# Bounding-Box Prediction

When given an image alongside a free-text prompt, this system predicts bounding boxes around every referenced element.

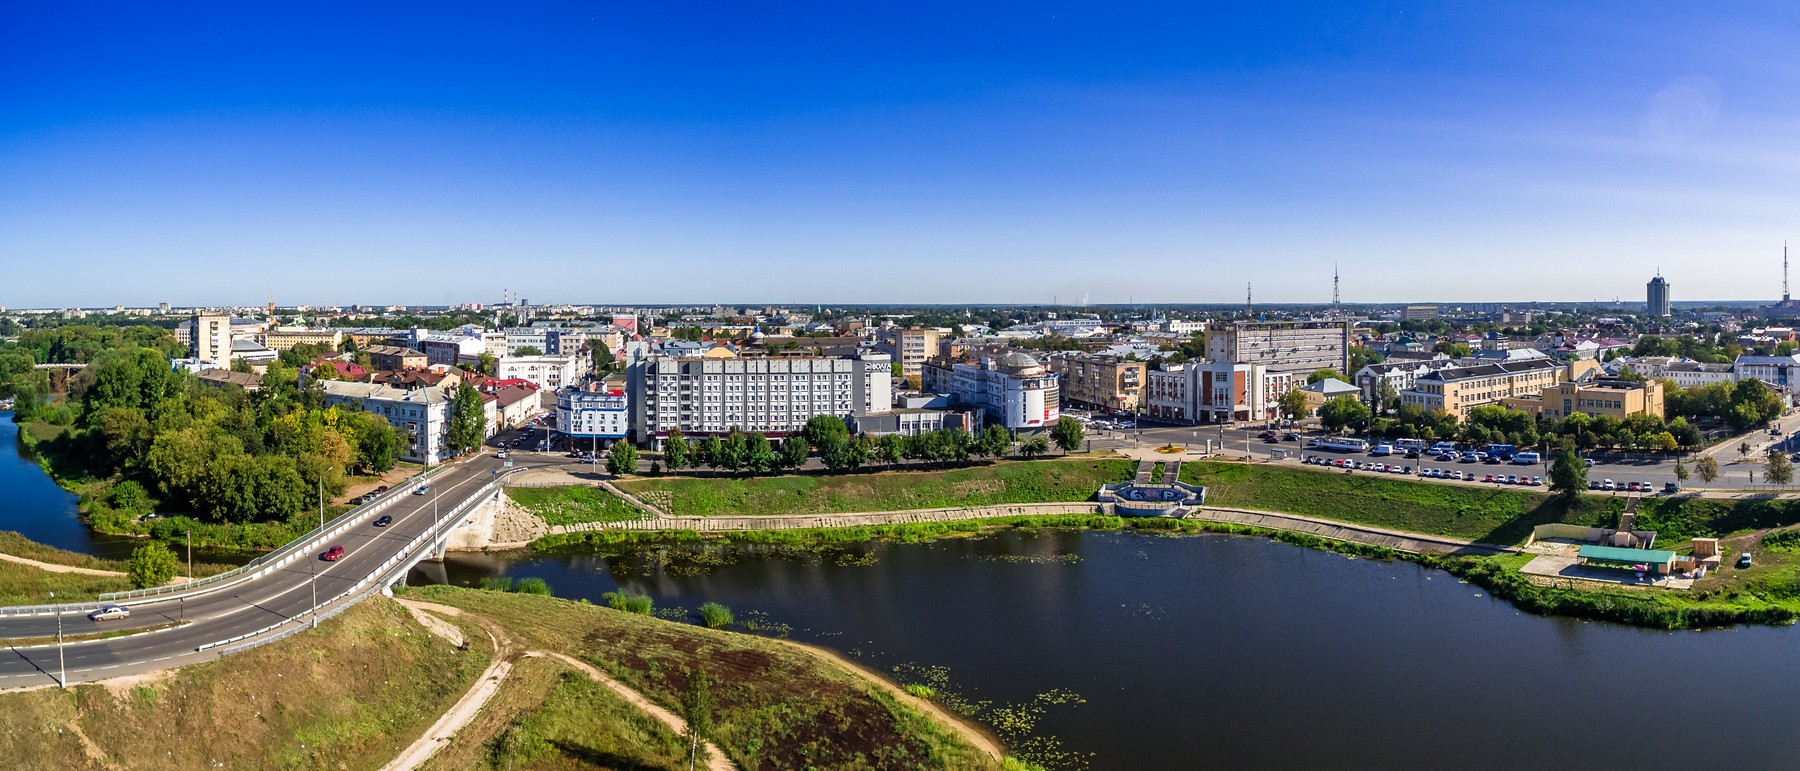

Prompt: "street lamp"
[311,467,331,628]
[51,591,64,689]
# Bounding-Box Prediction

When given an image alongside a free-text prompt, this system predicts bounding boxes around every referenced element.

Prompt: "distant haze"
[3,3,1798,307]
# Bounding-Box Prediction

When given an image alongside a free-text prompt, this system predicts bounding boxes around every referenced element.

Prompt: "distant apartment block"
[1402,305,1440,321]
[1045,353,1145,413]
[1647,275,1672,318]
[319,381,456,464]
[496,354,582,392]
[365,345,428,371]
[190,312,232,365]
[628,352,891,446]
[1353,359,1456,404]
[877,326,941,377]
[1735,355,1800,391]
[1512,378,1666,421]
[1207,320,1352,375]
[262,326,344,352]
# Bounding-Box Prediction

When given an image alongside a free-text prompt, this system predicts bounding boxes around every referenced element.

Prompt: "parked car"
[1484,474,1495,483]
[376,485,390,493]
[321,545,346,561]
[1602,479,1615,491]
[1738,552,1754,568]
[373,515,393,527]
[1589,480,1601,490]
[87,605,130,622]
[1530,476,1543,486]
[1282,433,1301,442]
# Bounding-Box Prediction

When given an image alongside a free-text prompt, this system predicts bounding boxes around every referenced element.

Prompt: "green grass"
[0,599,490,770]
[505,485,648,526]
[617,458,1134,517]
[0,560,134,605]
[412,585,1001,771]
[1182,461,1617,545]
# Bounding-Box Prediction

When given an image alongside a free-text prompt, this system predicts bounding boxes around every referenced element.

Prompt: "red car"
[321,545,345,561]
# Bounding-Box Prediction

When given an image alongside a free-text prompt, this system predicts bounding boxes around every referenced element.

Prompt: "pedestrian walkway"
[550,502,1106,535]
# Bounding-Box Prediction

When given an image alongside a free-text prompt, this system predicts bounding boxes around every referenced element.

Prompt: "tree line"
[614,415,1085,476]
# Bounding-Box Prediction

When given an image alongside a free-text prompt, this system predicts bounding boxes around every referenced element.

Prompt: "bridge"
[0,438,552,689]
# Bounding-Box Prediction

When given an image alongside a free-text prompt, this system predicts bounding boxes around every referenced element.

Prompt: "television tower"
[1785,241,1790,304]
[1245,283,1253,316]
[1332,263,1341,319]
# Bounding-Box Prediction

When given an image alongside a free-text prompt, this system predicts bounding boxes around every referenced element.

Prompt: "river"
[5,414,1800,768]
[0,413,143,559]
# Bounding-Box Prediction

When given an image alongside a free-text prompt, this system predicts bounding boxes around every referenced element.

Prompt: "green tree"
[444,383,487,457]
[1549,441,1587,501]
[875,434,905,466]
[127,541,180,589]
[1278,388,1310,421]
[1348,346,1385,373]
[1050,417,1084,453]
[779,435,810,469]
[1695,455,1719,485]
[700,435,724,469]
[743,431,777,474]
[591,342,616,373]
[1673,459,1689,483]
[979,424,1013,459]
[1375,379,1400,416]
[606,442,639,476]
[1318,396,1371,434]
[477,352,497,375]
[1307,368,1347,385]
[802,415,849,447]
[1768,451,1794,486]
[514,345,543,357]
[1019,435,1050,459]
[664,428,690,470]
[682,669,715,771]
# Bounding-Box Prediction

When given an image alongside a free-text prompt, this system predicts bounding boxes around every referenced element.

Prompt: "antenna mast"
[1785,241,1791,303]
[1332,263,1340,319]
[1245,283,1253,316]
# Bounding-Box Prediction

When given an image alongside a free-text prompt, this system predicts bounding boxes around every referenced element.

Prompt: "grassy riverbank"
[0,600,489,770]
[0,531,235,606]
[409,584,1005,770]
[616,458,1133,517]
[506,485,649,526]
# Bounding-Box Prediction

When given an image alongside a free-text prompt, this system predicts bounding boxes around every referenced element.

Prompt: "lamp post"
[312,467,330,628]
[51,591,64,689]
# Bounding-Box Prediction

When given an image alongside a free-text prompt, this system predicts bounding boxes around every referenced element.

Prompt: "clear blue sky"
[4,2,1798,308]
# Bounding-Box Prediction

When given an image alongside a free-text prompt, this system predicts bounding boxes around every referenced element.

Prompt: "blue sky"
[4,2,1799,308]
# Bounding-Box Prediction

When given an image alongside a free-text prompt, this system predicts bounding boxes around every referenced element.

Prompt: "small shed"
[1577,545,1677,576]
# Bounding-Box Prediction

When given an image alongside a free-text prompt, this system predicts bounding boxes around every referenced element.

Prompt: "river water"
[5,414,1800,768]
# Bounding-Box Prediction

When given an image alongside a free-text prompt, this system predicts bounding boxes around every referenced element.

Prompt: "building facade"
[877,327,942,377]
[190,312,232,366]
[1520,378,1666,420]
[1735,355,1800,391]
[1647,275,1672,318]
[319,381,454,464]
[945,352,1059,430]
[628,353,891,445]
[1207,320,1352,375]
[557,383,630,443]
[1046,353,1146,412]
[1145,361,1294,424]
[495,354,582,391]
[262,327,344,352]
[1400,360,1563,420]
[366,345,428,371]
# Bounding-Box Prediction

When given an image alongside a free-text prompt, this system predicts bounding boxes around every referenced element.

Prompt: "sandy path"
[389,598,736,771]
[0,552,125,577]
[768,637,1006,763]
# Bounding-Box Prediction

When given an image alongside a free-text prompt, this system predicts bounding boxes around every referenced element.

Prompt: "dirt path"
[766,637,1006,764]
[0,552,126,577]
[388,598,737,771]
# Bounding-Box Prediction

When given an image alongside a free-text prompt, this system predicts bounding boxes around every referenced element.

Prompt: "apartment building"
[877,327,941,377]
[1046,353,1146,412]
[496,354,582,392]
[190,312,232,366]
[628,353,891,446]
[947,352,1059,430]
[1402,305,1440,321]
[1353,359,1456,404]
[557,378,629,444]
[1660,361,1735,388]
[1735,355,1800,391]
[1207,320,1352,375]
[319,381,456,464]
[1400,360,1563,420]
[1145,361,1294,424]
[1513,378,1666,420]
[262,327,344,352]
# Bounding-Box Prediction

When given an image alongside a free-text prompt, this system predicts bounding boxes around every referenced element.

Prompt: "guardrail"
[97,467,448,603]
[194,474,511,656]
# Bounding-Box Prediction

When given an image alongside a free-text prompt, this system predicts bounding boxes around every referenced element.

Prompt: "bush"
[514,577,552,595]
[603,589,654,615]
[479,577,515,592]
[698,601,734,629]
[127,541,180,589]
[904,683,935,699]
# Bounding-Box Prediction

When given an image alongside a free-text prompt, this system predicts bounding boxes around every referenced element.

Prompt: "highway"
[0,431,551,690]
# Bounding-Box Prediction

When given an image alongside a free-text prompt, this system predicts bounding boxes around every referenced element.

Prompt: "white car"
[88,605,130,622]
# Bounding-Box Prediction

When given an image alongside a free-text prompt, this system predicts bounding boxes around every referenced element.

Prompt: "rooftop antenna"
[1246,283,1253,316]
[1785,241,1791,303]
[1332,262,1340,319]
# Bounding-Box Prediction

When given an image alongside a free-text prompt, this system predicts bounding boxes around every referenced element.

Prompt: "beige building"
[1400,360,1562,420]
[190,313,232,365]
[366,345,428,371]
[1207,320,1352,375]
[263,326,345,352]
[1402,305,1441,321]
[1511,378,1665,421]
[878,327,942,377]
[1047,353,1146,412]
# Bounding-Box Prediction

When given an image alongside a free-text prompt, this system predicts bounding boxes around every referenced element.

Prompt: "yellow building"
[263,326,345,352]
[1528,378,1665,420]
[878,327,942,377]
[1047,353,1146,412]
[1400,360,1562,420]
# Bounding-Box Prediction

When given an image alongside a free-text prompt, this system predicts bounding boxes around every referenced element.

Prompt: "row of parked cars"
[1300,455,1545,485]
[1591,479,1681,494]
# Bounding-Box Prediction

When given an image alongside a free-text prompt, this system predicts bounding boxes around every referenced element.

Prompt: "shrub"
[904,683,935,699]
[514,577,552,595]
[603,589,654,615]
[479,577,514,592]
[698,601,734,629]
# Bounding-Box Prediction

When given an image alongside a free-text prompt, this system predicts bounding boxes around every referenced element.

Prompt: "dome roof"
[998,351,1042,371]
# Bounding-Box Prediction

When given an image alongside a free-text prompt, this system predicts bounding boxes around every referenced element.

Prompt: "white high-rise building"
[947,352,1059,430]
[628,353,891,447]
[190,313,232,366]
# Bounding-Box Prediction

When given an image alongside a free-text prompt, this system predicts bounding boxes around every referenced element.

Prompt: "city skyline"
[7,2,1800,307]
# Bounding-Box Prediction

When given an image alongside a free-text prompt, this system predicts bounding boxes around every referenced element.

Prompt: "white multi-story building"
[190,313,232,367]
[1145,361,1294,424]
[1659,361,1735,388]
[1353,359,1457,404]
[947,352,1059,430]
[1207,320,1352,375]
[319,381,456,464]
[557,383,629,444]
[1735,355,1800,391]
[495,354,582,391]
[628,353,891,446]
[418,333,487,367]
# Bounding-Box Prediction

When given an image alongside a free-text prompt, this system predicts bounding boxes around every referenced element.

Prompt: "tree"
[1050,417,1084,453]
[743,432,777,474]
[701,435,724,469]
[779,435,810,469]
[1673,459,1689,483]
[1318,396,1371,434]
[875,434,905,467]
[476,352,497,375]
[802,415,849,448]
[591,342,616,373]
[1695,455,1719,485]
[1307,368,1347,385]
[664,428,690,470]
[1019,435,1050,459]
[1375,379,1400,416]
[1549,440,1587,501]
[1278,388,1310,421]
[682,669,715,771]
[1768,451,1794,486]
[127,541,180,589]
[606,442,639,476]
[514,345,543,357]
[979,424,1012,459]
[444,383,487,457]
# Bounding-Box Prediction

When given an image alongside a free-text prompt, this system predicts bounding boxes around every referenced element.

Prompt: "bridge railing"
[200,474,510,656]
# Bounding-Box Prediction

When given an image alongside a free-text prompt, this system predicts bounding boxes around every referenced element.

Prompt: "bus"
[1395,438,1428,452]
[1485,444,1517,460]
[1309,437,1371,453]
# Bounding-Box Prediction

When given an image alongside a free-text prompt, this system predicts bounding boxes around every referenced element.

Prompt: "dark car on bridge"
[321,545,346,561]
[373,515,393,527]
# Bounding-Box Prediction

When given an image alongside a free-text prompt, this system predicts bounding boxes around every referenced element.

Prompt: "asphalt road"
[0,430,550,689]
